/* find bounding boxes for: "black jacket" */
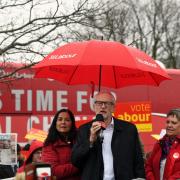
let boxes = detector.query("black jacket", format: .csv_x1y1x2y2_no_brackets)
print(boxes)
71,118,145,180
0,165,16,179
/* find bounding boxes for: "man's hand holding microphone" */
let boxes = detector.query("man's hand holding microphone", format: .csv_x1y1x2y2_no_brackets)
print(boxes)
89,114,106,145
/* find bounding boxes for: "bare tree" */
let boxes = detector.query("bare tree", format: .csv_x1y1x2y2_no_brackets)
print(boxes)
125,0,180,68
142,0,180,68
0,0,105,80
1,0,179,83
75,0,180,68
68,0,132,43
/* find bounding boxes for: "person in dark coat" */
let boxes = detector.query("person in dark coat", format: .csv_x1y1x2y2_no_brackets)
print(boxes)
42,109,81,180
0,164,15,179
71,91,145,180
17,143,24,168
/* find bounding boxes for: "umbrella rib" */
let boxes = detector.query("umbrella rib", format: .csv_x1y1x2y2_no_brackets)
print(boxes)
113,66,118,88
67,66,79,85
149,72,159,86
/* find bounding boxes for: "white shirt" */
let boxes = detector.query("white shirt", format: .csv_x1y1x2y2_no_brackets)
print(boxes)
102,118,115,180
160,159,166,180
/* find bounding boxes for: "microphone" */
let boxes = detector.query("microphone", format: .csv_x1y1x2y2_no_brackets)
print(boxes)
95,114,106,142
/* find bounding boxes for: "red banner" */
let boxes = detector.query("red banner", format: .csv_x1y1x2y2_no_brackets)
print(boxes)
1,65,180,152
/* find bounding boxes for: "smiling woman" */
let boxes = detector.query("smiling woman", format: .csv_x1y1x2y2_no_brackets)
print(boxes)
42,109,81,180
56,111,73,136
166,109,180,137
145,108,180,180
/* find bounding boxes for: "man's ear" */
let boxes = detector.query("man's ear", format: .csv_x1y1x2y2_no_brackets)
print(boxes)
111,105,115,113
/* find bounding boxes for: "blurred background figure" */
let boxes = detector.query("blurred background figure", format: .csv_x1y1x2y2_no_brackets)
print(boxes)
42,109,81,180
17,143,24,169
15,140,43,179
145,108,180,180
22,141,31,151
3,139,11,149
0,164,15,179
0,143,24,179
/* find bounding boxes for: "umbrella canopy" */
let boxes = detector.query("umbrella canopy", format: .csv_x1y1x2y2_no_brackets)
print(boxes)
33,40,171,91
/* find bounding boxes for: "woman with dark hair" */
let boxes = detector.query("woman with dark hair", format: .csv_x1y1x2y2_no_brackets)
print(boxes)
42,109,80,180
145,108,180,179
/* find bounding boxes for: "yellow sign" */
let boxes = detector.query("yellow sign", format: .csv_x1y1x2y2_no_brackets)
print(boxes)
25,128,47,142
151,134,160,140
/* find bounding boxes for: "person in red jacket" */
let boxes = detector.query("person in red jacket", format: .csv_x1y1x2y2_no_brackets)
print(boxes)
17,140,43,173
145,108,180,180
42,108,80,180
15,140,43,179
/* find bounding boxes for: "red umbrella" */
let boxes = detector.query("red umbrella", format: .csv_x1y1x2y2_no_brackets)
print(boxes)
33,40,171,91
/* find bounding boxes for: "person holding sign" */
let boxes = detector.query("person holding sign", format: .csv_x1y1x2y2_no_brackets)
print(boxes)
15,140,43,179
42,109,80,180
0,133,18,179
145,108,180,180
71,91,145,180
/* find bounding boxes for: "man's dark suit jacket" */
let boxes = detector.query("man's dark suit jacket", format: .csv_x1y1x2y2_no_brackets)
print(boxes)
72,118,145,180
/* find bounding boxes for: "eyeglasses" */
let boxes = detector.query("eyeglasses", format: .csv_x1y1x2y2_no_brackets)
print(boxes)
94,101,114,107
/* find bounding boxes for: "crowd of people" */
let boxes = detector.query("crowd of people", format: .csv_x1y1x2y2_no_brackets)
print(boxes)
0,91,179,180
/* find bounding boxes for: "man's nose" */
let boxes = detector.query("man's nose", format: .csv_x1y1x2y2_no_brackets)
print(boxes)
101,103,106,107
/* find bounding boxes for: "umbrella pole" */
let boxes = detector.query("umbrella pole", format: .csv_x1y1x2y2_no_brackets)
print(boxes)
99,65,102,92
